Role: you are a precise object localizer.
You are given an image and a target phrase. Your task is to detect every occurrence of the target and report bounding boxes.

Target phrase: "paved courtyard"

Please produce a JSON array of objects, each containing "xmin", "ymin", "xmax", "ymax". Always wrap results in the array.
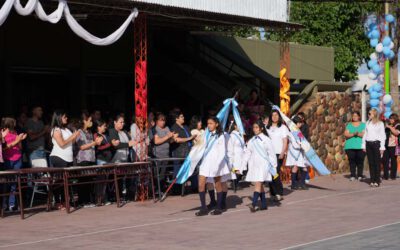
[{"xmin": 1, "ymin": 174, "xmax": 400, "ymax": 250}]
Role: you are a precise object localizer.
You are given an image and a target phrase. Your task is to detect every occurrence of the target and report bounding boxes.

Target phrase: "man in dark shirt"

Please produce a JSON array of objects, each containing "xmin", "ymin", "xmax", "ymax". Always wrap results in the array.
[
  {"xmin": 25, "ymin": 106, "xmax": 49, "ymax": 165},
  {"xmin": 170, "ymin": 112, "xmax": 196, "ymax": 176}
]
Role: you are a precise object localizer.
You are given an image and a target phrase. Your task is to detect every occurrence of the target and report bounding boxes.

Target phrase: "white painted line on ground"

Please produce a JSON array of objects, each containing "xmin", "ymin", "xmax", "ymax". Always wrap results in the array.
[
  {"xmin": 0, "ymin": 184, "xmax": 397, "ymax": 248},
  {"xmin": 280, "ymin": 220, "xmax": 400, "ymax": 250},
  {"xmin": 0, "ymin": 208, "xmax": 250, "ymax": 248}
]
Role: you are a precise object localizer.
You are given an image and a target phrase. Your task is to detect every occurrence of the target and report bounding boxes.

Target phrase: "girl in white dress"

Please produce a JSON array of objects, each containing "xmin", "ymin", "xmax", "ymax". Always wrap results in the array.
[
  {"xmin": 196, "ymin": 117, "xmax": 230, "ymax": 216},
  {"xmin": 285, "ymin": 116, "xmax": 307, "ymax": 190},
  {"xmin": 242, "ymin": 120, "xmax": 277, "ymax": 212}
]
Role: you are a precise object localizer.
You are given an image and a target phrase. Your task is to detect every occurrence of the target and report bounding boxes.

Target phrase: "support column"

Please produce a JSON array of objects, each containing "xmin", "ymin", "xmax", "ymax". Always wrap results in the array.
[
  {"xmin": 134, "ymin": 13, "xmax": 149, "ymax": 202},
  {"xmin": 279, "ymin": 35, "xmax": 291, "ymax": 116}
]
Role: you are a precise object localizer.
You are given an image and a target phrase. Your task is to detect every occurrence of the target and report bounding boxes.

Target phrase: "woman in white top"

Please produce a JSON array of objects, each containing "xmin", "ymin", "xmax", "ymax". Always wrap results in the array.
[
  {"xmin": 190, "ymin": 116, "xmax": 205, "ymax": 147},
  {"xmin": 362, "ymin": 109, "xmax": 386, "ymax": 187},
  {"xmin": 49, "ymin": 110, "xmax": 80, "ymax": 209},
  {"xmin": 285, "ymin": 116, "xmax": 307, "ymax": 190},
  {"xmin": 196, "ymin": 116, "xmax": 230, "ymax": 216},
  {"xmin": 50, "ymin": 111, "xmax": 80, "ymax": 167},
  {"xmin": 242, "ymin": 120, "xmax": 277, "ymax": 212},
  {"xmin": 266, "ymin": 110, "xmax": 288, "ymax": 201}
]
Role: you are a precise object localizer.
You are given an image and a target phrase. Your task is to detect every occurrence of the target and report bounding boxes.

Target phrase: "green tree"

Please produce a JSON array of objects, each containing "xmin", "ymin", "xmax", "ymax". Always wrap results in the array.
[{"xmin": 270, "ymin": 2, "xmax": 382, "ymax": 81}]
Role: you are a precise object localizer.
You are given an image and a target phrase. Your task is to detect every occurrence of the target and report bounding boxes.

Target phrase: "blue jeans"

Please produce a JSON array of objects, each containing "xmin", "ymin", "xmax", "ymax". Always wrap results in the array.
[
  {"xmin": 29, "ymin": 149, "xmax": 46, "ymax": 161},
  {"xmin": 29, "ymin": 149, "xmax": 47, "ymax": 168},
  {"xmin": 3, "ymin": 159, "xmax": 22, "ymax": 208}
]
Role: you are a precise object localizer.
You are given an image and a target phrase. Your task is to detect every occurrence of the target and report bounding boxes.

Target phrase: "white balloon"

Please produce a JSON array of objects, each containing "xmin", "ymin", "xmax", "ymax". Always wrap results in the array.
[
  {"xmin": 383, "ymin": 94, "xmax": 393, "ymax": 105},
  {"xmin": 376, "ymin": 43, "xmax": 384, "ymax": 53},
  {"xmin": 370, "ymin": 52, "xmax": 378, "ymax": 60},
  {"xmin": 390, "ymin": 41, "xmax": 395, "ymax": 49},
  {"xmin": 368, "ymin": 72, "xmax": 378, "ymax": 80}
]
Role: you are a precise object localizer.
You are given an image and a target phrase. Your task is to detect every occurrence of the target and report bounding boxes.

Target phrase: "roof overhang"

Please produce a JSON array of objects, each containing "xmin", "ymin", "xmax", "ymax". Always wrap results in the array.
[{"xmin": 62, "ymin": 0, "xmax": 302, "ymax": 30}]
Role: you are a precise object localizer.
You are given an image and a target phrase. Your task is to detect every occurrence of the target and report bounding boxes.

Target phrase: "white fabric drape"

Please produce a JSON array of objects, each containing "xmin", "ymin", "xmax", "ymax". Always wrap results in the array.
[
  {"xmin": 64, "ymin": 5, "xmax": 138, "ymax": 46},
  {"xmin": 14, "ymin": 0, "xmax": 37, "ymax": 16},
  {"xmin": 35, "ymin": 0, "xmax": 65, "ymax": 24},
  {"xmin": 0, "ymin": 0, "xmax": 14, "ymax": 26},
  {"xmin": 0, "ymin": 0, "xmax": 138, "ymax": 46}
]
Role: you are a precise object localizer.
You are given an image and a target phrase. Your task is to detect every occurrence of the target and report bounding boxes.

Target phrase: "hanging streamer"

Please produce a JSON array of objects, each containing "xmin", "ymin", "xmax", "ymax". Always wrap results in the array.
[
  {"xmin": 35, "ymin": 0, "xmax": 65, "ymax": 24},
  {"xmin": 0, "ymin": 0, "xmax": 139, "ymax": 46},
  {"xmin": 0, "ymin": 0, "xmax": 14, "ymax": 26},
  {"xmin": 14, "ymin": 0, "xmax": 37, "ymax": 16}
]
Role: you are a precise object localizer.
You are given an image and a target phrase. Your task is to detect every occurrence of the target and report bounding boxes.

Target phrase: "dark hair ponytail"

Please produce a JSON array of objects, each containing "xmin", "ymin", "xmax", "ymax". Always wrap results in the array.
[
  {"xmin": 254, "ymin": 120, "xmax": 268, "ymax": 137},
  {"xmin": 207, "ymin": 116, "xmax": 223, "ymax": 136}
]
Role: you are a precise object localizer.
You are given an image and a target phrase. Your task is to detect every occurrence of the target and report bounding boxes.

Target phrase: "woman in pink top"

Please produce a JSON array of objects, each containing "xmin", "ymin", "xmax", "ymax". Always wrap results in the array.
[{"xmin": 1, "ymin": 117, "xmax": 27, "ymax": 211}]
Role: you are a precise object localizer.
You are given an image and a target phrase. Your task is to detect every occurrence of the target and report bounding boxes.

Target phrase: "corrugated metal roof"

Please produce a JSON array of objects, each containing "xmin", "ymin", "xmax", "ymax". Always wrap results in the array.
[{"xmin": 130, "ymin": 0, "xmax": 288, "ymax": 22}]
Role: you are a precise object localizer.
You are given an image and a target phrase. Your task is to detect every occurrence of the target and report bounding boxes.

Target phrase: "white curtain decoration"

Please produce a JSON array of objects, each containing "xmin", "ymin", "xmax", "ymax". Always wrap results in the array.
[
  {"xmin": 0, "ymin": 0, "xmax": 139, "ymax": 46},
  {"xmin": 14, "ymin": 0, "xmax": 37, "ymax": 16},
  {"xmin": 35, "ymin": 0, "xmax": 65, "ymax": 24},
  {"xmin": 0, "ymin": 0, "xmax": 14, "ymax": 26},
  {"xmin": 64, "ymin": 4, "xmax": 138, "ymax": 46}
]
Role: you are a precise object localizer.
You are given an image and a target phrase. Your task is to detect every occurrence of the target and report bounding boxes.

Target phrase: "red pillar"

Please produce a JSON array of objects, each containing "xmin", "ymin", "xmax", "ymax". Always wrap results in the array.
[{"xmin": 134, "ymin": 14, "xmax": 149, "ymax": 201}]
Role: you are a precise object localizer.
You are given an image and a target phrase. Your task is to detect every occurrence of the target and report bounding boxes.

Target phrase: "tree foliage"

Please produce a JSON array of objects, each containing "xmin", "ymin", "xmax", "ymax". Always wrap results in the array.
[{"xmin": 269, "ymin": 2, "xmax": 382, "ymax": 81}]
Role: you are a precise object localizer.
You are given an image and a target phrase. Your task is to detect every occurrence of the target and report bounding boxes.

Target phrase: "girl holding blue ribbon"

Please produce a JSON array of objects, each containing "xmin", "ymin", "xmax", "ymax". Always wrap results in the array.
[
  {"xmin": 242, "ymin": 120, "xmax": 277, "ymax": 212},
  {"xmin": 196, "ymin": 117, "xmax": 231, "ymax": 216},
  {"xmin": 285, "ymin": 116, "xmax": 308, "ymax": 190}
]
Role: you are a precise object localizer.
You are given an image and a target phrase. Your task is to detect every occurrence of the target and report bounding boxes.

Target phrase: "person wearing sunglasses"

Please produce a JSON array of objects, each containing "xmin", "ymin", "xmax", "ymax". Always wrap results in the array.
[{"xmin": 362, "ymin": 109, "xmax": 386, "ymax": 187}]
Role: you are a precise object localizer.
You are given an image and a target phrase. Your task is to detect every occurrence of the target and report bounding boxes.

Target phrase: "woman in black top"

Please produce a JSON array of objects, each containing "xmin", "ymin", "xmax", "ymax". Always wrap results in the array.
[
  {"xmin": 383, "ymin": 113, "xmax": 400, "ymax": 180},
  {"xmin": 94, "ymin": 119, "xmax": 120, "ymax": 205},
  {"xmin": 108, "ymin": 115, "xmax": 135, "ymax": 163}
]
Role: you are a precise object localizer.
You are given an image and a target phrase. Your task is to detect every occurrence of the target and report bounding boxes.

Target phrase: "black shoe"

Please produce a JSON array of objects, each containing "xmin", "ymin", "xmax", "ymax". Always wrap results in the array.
[
  {"xmin": 221, "ymin": 202, "xmax": 227, "ymax": 210},
  {"xmin": 195, "ymin": 209, "xmax": 209, "ymax": 216},
  {"xmin": 299, "ymin": 185, "xmax": 309, "ymax": 190},
  {"xmin": 249, "ymin": 204, "xmax": 257, "ymax": 213},
  {"xmin": 260, "ymin": 206, "xmax": 268, "ymax": 211},
  {"xmin": 210, "ymin": 209, "xmax": 223, "ymax": 215},
  {"xmin": 207, "ymin": 201, "xmax": 217, "ymax": 210},
  {"xmin": 291, "ymin": 185, "xmax": 298, "ymax": 190}
]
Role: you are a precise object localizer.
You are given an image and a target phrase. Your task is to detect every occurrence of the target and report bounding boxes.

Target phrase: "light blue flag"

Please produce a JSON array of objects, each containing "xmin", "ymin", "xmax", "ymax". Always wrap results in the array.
[
  {"xmin": 232, "ymin": 99, "xmax": 245, "ymax": 135},
  {"xmin": 271, "ymin": 105, "xmax": 331, "ymax": 176},
  {"xmin": 175, "ymin": 98, "xmax": 233, "ymax": 184}
]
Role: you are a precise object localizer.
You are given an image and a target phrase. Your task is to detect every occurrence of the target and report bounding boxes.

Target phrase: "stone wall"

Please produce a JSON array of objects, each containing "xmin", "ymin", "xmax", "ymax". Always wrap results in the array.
[{"xmin": 298, "ymin": 91, "xmax": 361, "ymax": 173}]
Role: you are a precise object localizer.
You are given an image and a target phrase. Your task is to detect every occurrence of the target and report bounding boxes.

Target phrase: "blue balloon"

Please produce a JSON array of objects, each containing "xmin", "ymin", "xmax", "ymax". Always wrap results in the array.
[
  {"xmin": 370, "ymin": 99, "xmax": 380, "ymax": 107},
  {"xmin": 369, "ymin": 23, "xmax": 377, "ymax": 30},
  {"xmin": 386, "ymin": 106, "xmax": 392, "ymax": 113},
  {"xmin": 368, "ymin": 60, "xmax": 378, "ymax": 69},
  {"xmin": 386, "ymin": 14, "xmax": 395, "ymax": 23},
  {"xmin": 372, "ymin": 83, "xmax": 382, "ymax": 92},
  {"xmin": 383, "ymin": 47, "xmax": 391, "ymax": 56},
  {"xmin": 389, "ymin": 51, "xmax": 395, "ymax": 60},
  {"xmin": 370, "ymin": 38, "xmax": 379, "ymax": 47},
  {"xmin": 385, "ymin": 24, "xmax": 389, "ymax": 31},
  {"xmin": 371, "ymin": 91, "xmax": 382, "ymax": 99},
  {"xmin": 382, "ymin": 36, "xmax": 392, "ymax": 46},
  {"xmin": 372, "ymin": 64, "xmax": 382, "ymax": 75},
  {"xmin": 371, "ymin": 30, "xmax": 380, "ymax": 39},
  {"xmin": 385, "ymin": 111, "xmax": 392, "ymax": 119}
]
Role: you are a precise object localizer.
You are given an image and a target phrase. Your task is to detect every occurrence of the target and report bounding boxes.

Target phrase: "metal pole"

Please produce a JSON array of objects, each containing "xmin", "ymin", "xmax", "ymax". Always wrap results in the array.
[{"xmin": 362, "ymin": 85, "xmax": 367, "ymax": 122}]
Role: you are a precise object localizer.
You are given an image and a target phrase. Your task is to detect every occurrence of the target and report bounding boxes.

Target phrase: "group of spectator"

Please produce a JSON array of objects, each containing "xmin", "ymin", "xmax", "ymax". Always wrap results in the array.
[
  {"xmin": 344, "ymin": 110, "xmax": 399, "ymax": 187},
  {"xmin": 3, "ymin": 87, "xmax": 397, "ymax": 213}
]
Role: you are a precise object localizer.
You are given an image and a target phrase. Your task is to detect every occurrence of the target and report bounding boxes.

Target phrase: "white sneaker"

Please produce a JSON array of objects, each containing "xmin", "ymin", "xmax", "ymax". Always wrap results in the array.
[
  {"xmin": 350, "ymin": 177, "xmax": 356, "ymax": 181},
  {"xmin": 374, "ymin": 183, "xmax": 380, "ymax": 187},
  {"xmin": 275, "ymin": 195, "xmax": 283, "ymax": 201},
  {"xmin": 370, "ymin": 183, "xmax": 374, "ymax": 187},
  {"xmin": 358, "ymin": 177, "xmax": 363, "ymax": 181},
  {"xmin": 305, "ymin": 179, "xmax": 310, "ymax": 184}
]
